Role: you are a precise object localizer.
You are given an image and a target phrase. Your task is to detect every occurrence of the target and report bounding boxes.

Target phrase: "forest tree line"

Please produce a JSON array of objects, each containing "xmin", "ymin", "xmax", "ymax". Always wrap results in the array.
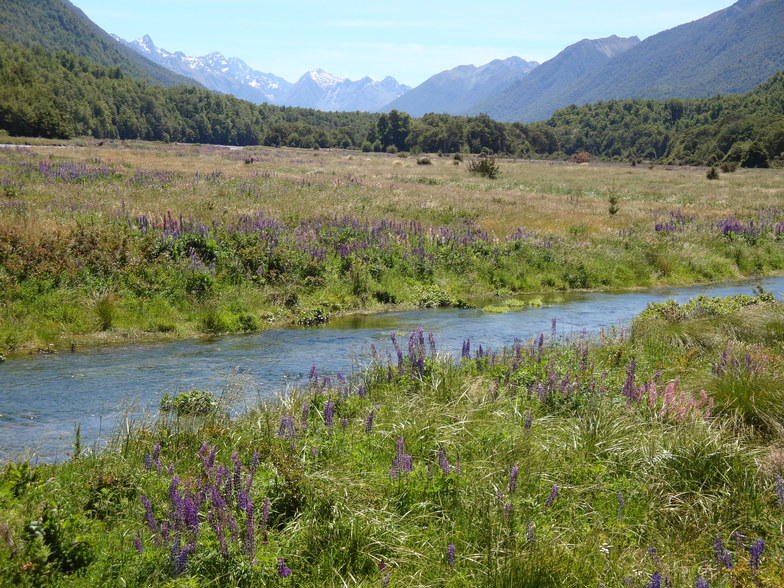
[{"xmin": 0, "ymin": 40, "xmax": 782, "ymax": 166}]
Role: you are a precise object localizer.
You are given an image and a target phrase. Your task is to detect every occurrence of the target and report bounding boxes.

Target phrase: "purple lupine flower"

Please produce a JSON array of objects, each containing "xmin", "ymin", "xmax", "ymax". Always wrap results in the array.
[
  {"xmin": 183, "ymin": 495, "xmax": 199, "ymax": 535},
  {"xmin": 749, "ymin": 539, "xmax": 764, "ymax": 572},
  {"xmin": 461, "ymin": 339, "xmax": 471, "ymax": 359},
  {"xmin": 390, "ymin": 437, "xmax": 413, "ymax": 479},
  {"xmin": 324, "ymin": 400, "xmax": 335, "ymax": 428},
  {"xmin": 622, "ymin": 358, "xmax": 637, "ymax": 402},
  {"xmin": 649, "ymin": 571, "xmax": 661, "ymax": 588},
  {"xmin": 695, "ymin": 578, "xmax": 709, "ymax": 588},
  {"xmin": 277, "ymin": 557, "xmax": 292, "ymax": 578},
  {"xmin": 714, "ymin": 537, "xmax": 733, "ymax": 569},
  {"xmin": 526, "ymin": 520, "xmax": 535, "ymax": 543},
  {"xmin": 447, "ymin": 543, "xmax": 456, "ymax": 567},
  {"xmin": 244, "ymin": 495, "xmax": 255, "ymax": 557},
  {"xmin": 524, "ymin": 411, "xmax": 533, "ymax": 430},
  {"xmin": 647, "ymin": 546, "xmax": 661, "ymax": 565},
  {"xmin": 382, "ymin": 573, "xmax": 391, "ymax": 587},
  {"xmin": 358, "ymin": 385, "xmax": 367, "ymax": 399},
  {"xmin": 365, "ymin": 410, "xmax": 374, "ymax": 434},
  {"xmin": 141, "ymin": 495, "xmax": 159, "ymax": 542},
  {"xmin": 301, "ymin": 402, "xmax": 310, "ymax": 430},
  {"xmin": 391, "ymin": 332, "xmax": 404, "ymax": 372},
  {"xmin": 278, "ymin": 415, "xmax": 296, "ymax": 439},
  {"xmin": 133, "ymin": 530, "xmax": 144, "ymax": 554},
  {"xmin": 438, "ymin": 449, "xmax": 450, "ymax": 476},
  {"xmin": 509, "ymin": 465, "xmax": 519, "ymax": 494},
  {"xmin": 144, "ymin": 452, "xmax": 153, "ymax": 471},
  {"xmin": 545, "ymin": 483, "xmax": 559, "ymax": 507}
]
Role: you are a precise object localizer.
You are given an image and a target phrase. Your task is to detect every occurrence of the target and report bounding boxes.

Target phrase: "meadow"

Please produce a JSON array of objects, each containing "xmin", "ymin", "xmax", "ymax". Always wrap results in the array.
[
  {"xmin": 2, "ymin": 141, "xmax": 784, "ymax": 586},
  {"xmin": 1, "ymin": 140, "xmax": 782, "ymax": 356}
]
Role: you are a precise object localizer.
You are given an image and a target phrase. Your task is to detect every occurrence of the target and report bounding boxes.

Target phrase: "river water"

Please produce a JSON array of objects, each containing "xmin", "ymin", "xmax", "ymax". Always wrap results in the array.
[{"xmin": 2, "ymin": 277, "xmax": 783, "ymax": 463}]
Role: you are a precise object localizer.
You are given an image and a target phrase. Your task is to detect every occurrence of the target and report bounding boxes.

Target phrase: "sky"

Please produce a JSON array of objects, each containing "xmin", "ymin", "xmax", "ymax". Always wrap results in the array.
[{"xmin": 73, "ymin": 0, "xmax": 735, "ymax": 87}]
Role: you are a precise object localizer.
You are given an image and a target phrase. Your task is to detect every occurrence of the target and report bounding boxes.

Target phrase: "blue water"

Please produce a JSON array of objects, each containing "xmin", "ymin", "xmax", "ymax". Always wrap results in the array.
[{"xmin": 1, "ymin": 276, "xmax": 782, "ymax": 463}]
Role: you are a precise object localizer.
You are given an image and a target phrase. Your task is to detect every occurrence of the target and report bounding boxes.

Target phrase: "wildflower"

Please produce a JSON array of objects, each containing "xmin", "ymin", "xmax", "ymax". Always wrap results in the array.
[
  {"xmin": 749, "ymin": 538, "xmax": 764, "ymax": 572},
  {"xmin": 140, "ymin": 495, "xmax": 159, "ymax": 543},
  {"xmin": 648, "ymin": 571, "xmax": 661, "ymax": 588},
  {"xmin": 324, "ymin": 400, "xmax": 335, "ymax": 428},
  {"xmin": 545, "ymin": 483, "xmax": 559, "ymax": 507},
  {"xmin": 438, "ymin": 449, "xmax": 450, "ymax": 476},
  {"xmin": 447, "ymin": 543, "xmax": 456, "ymax": 567},
  {"xmin": 278, "ymin": 415, "xmax": 296, "ymax": 439},
  {"xmin": 244, "ymin": 496, "xmax": 255, "ymax": 557},
  {"xmin": 390, "ymin": 437, "xmax": 413, "ymax": 479},
  {"xmin": 509, "ymin": 465, "xmax": 519, "ymax": 494},
  {"xmin": 133, "ymin": 531, "xmax": 144, "ymax": 554},
  {"xmin": 277, "ymin": 557, "xmax": 292, "ymax": 578},
  {"xmin": 524, "ymin": 411, "xmax": 533, "ymax": 430},
  {"xmin": 526, "ymin": 520, "xmax": 535, "ymax": 543},
  {"xmin": 695, "ymin": 578, "xmax": 709, "ymax": 588},
  {"xmin": 714, "ymin": 537, "xmax": 733, "ymax": 570},
  {"xmin": 301, "ymin": 402, "xmax": 310, "ymax": 430},
  {"xmin": 365, "ymin": 410, "xmax": 374, "ymax": 434}
]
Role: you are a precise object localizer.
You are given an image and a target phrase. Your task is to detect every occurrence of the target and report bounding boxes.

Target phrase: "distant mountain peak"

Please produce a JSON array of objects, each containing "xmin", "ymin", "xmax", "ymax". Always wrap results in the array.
[
  {"xmin": 384, "ymin": 55, "xmax": 538, "ymax": 117},
  {"xmin": 118, "ymin": 36, "xmax": 410, "ymax": 111}
]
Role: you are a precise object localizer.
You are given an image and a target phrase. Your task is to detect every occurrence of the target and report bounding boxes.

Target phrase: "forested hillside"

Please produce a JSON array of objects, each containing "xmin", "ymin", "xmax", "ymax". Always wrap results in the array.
[
  {"xmin": 0, "ymin": 39, "xmax": 781, "ymax": 166},
  {"xmin": 0, "ymin": 0, "xmax": 198, "ymax": 87},
  {"xmin": 546, "ymin": 71, "xmax": 784, "ymax": 166}
]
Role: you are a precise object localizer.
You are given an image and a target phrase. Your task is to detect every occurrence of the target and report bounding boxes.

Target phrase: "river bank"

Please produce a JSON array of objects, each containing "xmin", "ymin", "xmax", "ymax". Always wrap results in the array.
[{"xmin": 1, "ymin": 292, "xmax": 783, "ymax": 586}]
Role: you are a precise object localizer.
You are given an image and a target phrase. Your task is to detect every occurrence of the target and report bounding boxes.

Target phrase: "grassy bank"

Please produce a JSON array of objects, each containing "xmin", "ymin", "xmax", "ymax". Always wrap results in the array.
[
  {"xmin": 1, "ymin": 293, "xmax": 784, "ymax": 586},
  {"xmin": 1, "ymin": 141, "xmax": 783, "ymax": 354}
]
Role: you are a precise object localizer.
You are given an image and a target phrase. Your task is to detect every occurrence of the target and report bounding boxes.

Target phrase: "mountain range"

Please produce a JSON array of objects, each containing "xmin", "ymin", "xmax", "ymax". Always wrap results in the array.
[
  {"xmin": 116, "ymin": 35, "xmax": 410, "ymax": 112},
  {"xmin": 475, "ymin": 0, "xmax": 784, "ymax": 122},
  {"xmin": 382, "ymin": 56, "xmax": 539, "ymax": 117},
  {"xmin": 1, "ymin": 0, "xmax": 781, "ymax": 124}
]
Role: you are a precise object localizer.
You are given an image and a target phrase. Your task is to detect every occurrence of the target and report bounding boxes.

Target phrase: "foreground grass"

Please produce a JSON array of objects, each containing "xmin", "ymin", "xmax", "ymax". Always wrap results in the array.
[
  {"xmin": 1, "ymin": 141, "xmax": 783, "ymax": 355},
  {"xmin": 1, "ymin": 294, "xmax": 783, "ymax": 586}
]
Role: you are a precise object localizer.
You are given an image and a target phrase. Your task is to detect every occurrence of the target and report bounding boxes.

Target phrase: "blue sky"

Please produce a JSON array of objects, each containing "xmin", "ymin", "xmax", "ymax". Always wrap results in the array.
[{"xmin": 74, "ymin": 0, "xmax": 735, "ymax": 86}]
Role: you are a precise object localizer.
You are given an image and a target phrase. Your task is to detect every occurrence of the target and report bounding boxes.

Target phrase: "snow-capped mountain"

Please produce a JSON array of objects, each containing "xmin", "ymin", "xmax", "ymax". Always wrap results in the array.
[
  {"xmin": 115, "ymin": 35, "xmax": 291, "ymax": 104},
  {"xmin": 284, "ymin": 69, "xmax": 411, "ymax": 112},
  {"xmin": 116, "ymin": 35, "xmax": 410, "ymax": 112}
]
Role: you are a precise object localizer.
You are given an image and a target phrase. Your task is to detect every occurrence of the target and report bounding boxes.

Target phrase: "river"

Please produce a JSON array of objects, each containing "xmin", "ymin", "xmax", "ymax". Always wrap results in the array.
[{"xmin": 1, "ymin": 276, "xmax": 782, "ymax": 463}]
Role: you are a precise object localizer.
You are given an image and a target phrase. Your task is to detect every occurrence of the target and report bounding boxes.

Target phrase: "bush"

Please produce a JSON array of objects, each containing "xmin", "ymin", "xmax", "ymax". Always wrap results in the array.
[
  {"xmin": 467, "ymin": 156, "xmax": 500, "ymax": 179},
  {"xmin": 571, "ymin": 151, "xmax": 591, "ymax": 164},
  {"xmin": 416, "ymin": 157, "xmax": 431, "ymax": 165},
  {"xmin": 720, "ymin": 162, "xmax": 738, "ymax": 173},
  {"xmin": 706, "ymin": 166, "xmax": 720, "ymax": 180}
]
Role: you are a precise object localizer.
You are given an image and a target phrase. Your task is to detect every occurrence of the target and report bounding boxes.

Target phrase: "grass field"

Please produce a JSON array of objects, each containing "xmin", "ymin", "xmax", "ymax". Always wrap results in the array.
[
  {"xmin": 1, "ymin": 140, "xmax": 782, "ymax": 356},
  {"xmin": 2, "ymin": 140, "xmax": 784, "ymax": 585}
]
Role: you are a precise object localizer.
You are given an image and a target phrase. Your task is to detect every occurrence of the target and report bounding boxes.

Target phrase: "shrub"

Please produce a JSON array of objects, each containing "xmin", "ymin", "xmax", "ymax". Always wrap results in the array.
[
  {"xmin": 608, "ymin": 194, "xmax": 619, "ymax": 215},
  {"xmin": 416, "ymin": 157, "xmax": 431, "ymax": 165},
  {"xmin": 571, "ymin": 151, "xmax": 591, "ymax": 164},
  {"xmin": 706, "ymin": 166, "xmax": 720, "ymax": 180},
  {"xmin": 720, "ymin": 162, "xmax": 738, "ymax": 173},
  {"xmin": 467, "ymin": 156, "xmax": 500, "ymax": 179}
]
